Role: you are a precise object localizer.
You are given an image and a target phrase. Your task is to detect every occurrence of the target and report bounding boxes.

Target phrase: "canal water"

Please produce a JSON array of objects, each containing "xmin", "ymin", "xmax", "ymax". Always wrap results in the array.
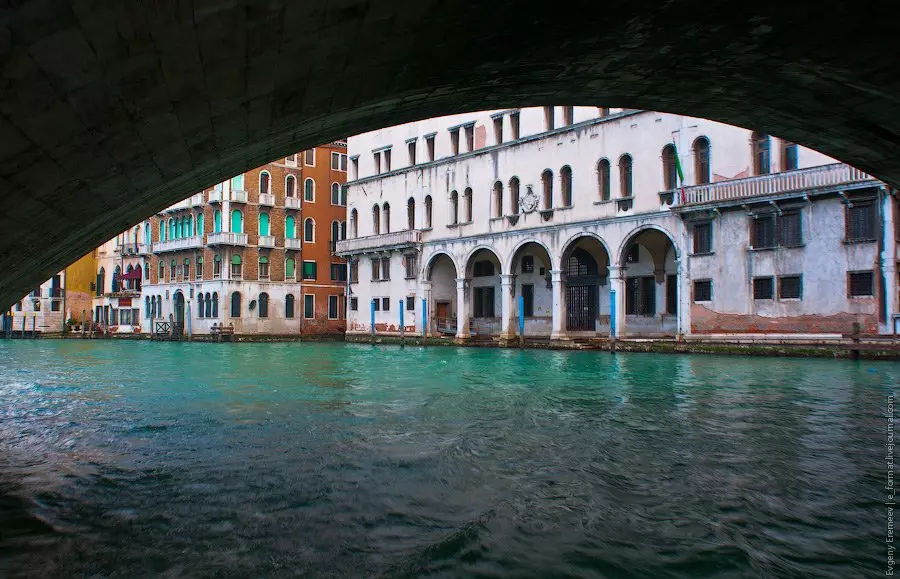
[{"xmin": 0, "ymin": 341, "xmax": 894, "ymax": 577}]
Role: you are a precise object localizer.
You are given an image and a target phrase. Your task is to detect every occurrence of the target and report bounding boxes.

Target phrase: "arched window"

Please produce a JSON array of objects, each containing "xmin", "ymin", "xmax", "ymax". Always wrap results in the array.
[
  {"xmin": 285, "ymin": 175, "xmax": 296, "ymax": 197},
  {"xmin": 230, "ymin": 292, "xmax": 241, "ymax": 317},
  {"xmin": 196, "ymin": 213, "xmax": 204, "ymax": 235},
  {"xmin": 331, "ymin": 221, "xmax": 340, "ymax": 251},
  {"xmin": 752, "ymin": 131, "xmax": 770, "ymax": 175},
  {"xmin": 383, "ymin": 202, "xmax": 391, "ymax": 233},
  {"xmin": 231, "ymin": 254, "xmax": 242, "ymax": 278},
  {"xmin": 340, "ymin": 221, "xmax": 346, "ymax": 240},
  {"xmin": 187, "ymin": 215, "xmax": 194, "ymax": 237},
  {"xmin": 450, "ymin": 190, "xmax": 459, "ymax": 225},
  {"xmin": 560, "ymin": 166, "xmax": 573, "ymax": 206},
  {"xmin": 144, "ymin": 222, "xmax": 151, "ymax": 245},
  {"xmin": 285, "ymin": 215, "xmax": 295, "ymax": 238},
  {"xmin": 183, "ymin": 258, "xmax": 190, "ymax": 280},
  {"xmin": 407, "ymin": 197, "xmax": 416, "ymax": 229},
  {"xmin": 158, "ymin": 261, "xmax": 164, "ymax": 281},
  {"xmin": 286, "ymin": 257, "xmax": 296, "ymax": 279},
  {"xmin": 463, "ymin": 188, "xmax": 472, "ymax": 222},
  {"xmin": 350, "ymin": 209, "xmax": 359, "ymax": 238},
  {"xmin": 782, "ymin": 141, "xmax": 798, "ymax": 171},
  {"xmin": 258, "ymin": 292, "xmax": 269, "ymax": 318},
  {"xmin": 258, "ymin": 256, "xmax": 269, "ymax": 279},
  {"xmin": 693, "ymin": 138, "xmax": 710, "ymax": 184},
  {"xmin": 304, "ymin": 218, "xmax": 315, "ymax": 242},
  {"xmin": 205, "ymin": 292, "xmax": 212, "ymax": 318},
  {"xmin": 285, "ymin": 294, "xmax": 295, "ymax": 318},
  {"xmin": 331, "ymin": 182, "xmax": 341, "ymax": 205},
  {"xmin": 231, "ymin": 210, "xmax": 243, "ymax": 233},
  {"xmin": 304, "ymin": 178, "xmax": 315, "ymax": 201},
  {"xmin": 259, "ymin": 171, "xmax": 270, "ymax": 194},
  {"xmin": 662, "ymin": 144, "xmax": 677, "ymax": 190},
  {"xmin": 424, "ymin": 196, "xmax": 433, "ymax": 228},
  {"xmin": 541, "ymin": 169, "xmax": 553, "ymax": 209},
  {"xmin": 213, "ymin": 210, "xmax": 222, "ymax": 232},
  {"xmin": 598, "ymin": 159, "xmax": 611, "ymax": 200},
  {"xmin": 492, "ymin": 181, "xmax": 503, "ymax": 217},
  {"xmin": 509, "ymin": 177, "xmax": 520, "ymax": 214},
  {"xmin": 159, "ymin": 219, "xmax": 165, "ymax": 241},
  {"xmin": 197, "ymin": 294, "xmax": 205, "ymax": 318},
  {"xmin": 618, "ymin": 154, "xmax": 633, "ymax": 197},
  {"xmin": 169, "ymin": 218, "xmax": 176, "ymax": 240},
  {"xmin": 97, "ymin": 267, "xmax": 106, "ymax": 295},
  {"xmin": 259, "ymin": 213, "xmax": 270, "ymax": 236},
  {"xmin": 125, "ymin": 264, "xmax": 134, "ymax": 290},
  {"xmin": 372, "ymin": 204, "xmax": 381, "ymax": 234},
  {"xmin": 212, "ymin": 292, "xmax": 219, "ymax": 318},
  {"xmin": 145, "ymin": 296, "xmax": 150, "ymax": 318}
]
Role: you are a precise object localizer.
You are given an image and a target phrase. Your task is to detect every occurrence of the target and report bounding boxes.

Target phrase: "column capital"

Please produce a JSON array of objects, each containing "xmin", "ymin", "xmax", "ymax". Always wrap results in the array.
[
  {"xmin": 607, "ymin": 265, "xmax": 624, "ymax": 279},
  {"xmin": 550, "ymin": 269, "xmax": 563, "ymax": 282},
  {"xmin": 499, "ymin": 273, "xmax": 515, "ymax": 284},
  {"xmin": 455, "ymin": 277, "xmax": 468, "ymax": 289}
]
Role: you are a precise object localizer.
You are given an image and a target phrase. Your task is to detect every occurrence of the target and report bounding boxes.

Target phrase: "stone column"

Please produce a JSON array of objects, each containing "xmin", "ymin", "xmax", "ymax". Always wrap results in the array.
[
  {"xmin": 418, "ymin": 280, "xmax": 432, "ymax": 336},
  {"xmin": 881, "ymin": 191, "xmax": 898, "ymax": 333},
  {"xmin": 550, "ymin": 269, "xmax": 566, "ymax": 340},
  {"xmin": 608, "ymin": 265, "xmax": 626, "ymax": 339},
  {"xmin": 499, "ymin": 274, "xmax": 516, "ymax": 339},
  {"xmin": 455, "ymin": 277, "xmax": 470, "ymax": 340}
]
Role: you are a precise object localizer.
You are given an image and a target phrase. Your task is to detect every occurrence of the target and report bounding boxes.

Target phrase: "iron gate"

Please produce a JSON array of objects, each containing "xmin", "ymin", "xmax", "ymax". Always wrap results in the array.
[{"xmin": 566, "ymin": 285, "xmax": 597, "ymax": 331}]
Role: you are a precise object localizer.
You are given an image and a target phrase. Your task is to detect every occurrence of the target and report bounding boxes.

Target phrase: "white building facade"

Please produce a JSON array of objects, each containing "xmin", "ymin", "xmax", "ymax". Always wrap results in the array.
[{"xmin": 338, "ymin": 107, "xmax": 900, "ymax": 340}]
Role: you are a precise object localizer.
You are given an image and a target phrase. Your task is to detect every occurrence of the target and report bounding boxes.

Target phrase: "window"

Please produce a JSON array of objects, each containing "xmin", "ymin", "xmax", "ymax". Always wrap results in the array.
[
  {"xmin": 230, "ymin": 292, "xmax": 241, "ymax": 317},
  {"xmin": 285, "ymin": 175, "xmax": 296, "ymax": 197},
  {"xmin": 330, "ymin": 263, "xmax": 347, "ymax": 281},
  {"xmin": 331, "ymin": 220, "xmax": 340, "ymax": 251},
  {"xmin": 304, "ymin": 149, "xmax": 315, "ymax": 166},
  {"xmin": 425, "ymin": 134, "xmax": 435, "ymax": 161},
  {"xmin": 304, "ymin": 218, "xmax": 315, "ymax": 242},
  {"xmin": 463, "ymin": 188, "xmax": 472, "ymax": 222},
  {"xmin": 371, "ymin": 258, "xmax": 381, "ymax": 280},
  {"xmin": 286, "ymin": 257, "xmax": 296, "ymax": 279},
  {"xmin": 424, "ymin": 195, "xmax": 433, "ymax": 228},
  {"xmin": 473, "ymin": 260, "xmax": 495, "ymax": 277},
  {"xmin": 349, "ymin": 260, "xmax": 358, "ymax": 283},
  {"xmin": 666, "ymin": 275, "xmax": 677, "ymax": 314},
  {"xmin": 304, "ymin": 178, "xmax": 315, "ymax": 202},
  {"xmin": 407, "ymin": 197, "xmax": 416, "ymax": 229},
  {"xmin": 782, "ymin": 142, "xmax": 798, "ymax": 171},
  {"xmin": 779, "ymin": 275, "xmax": 802, "ymax": 299},
  {"xmin": 328, "ymin": 295, "xmax": 339, "ymax": 320},
  {"xmin": 231, "ymin": 209, "xmax": 243, "ymax": 233},
  {"xmin": 286, "ymin": 153, "xmax": 297, "ymax": 165},
  {"xmin": 693, "ymin": 280, "xmax": 712, "ymax": 302},
  {"xmin": 493, "ymin": 115, "xmax": 503, "ymax": 144},
  {"xmin": 541, "ymin": 170, "xmax": 553, "ymax": 209},
  {"xmin": 492, "ymin": 181, "xmax": 503, "ymax": 217},
  {"xmin": 408, "ymin": 140, "xmax": 417, "ymax": 166},
  {"xmin": 522, "ymin": 284, "xmax": 534, "ymax": 317},
  {"xmin": 692, "ymin": 221, "xmax": 713, "ymax": 254},
  {"xmin": 331, "ymin": 183, "xmax": 341, "ymax": 205},
  {"xmin": 563, "ymin": 106, "xmax": 574, "ymax": 126},
  {"xmin": 693, "ymin": 137, "xmax": 710, "ymax": 185},
  {"xmin": 258, "ymin": 292, "xmax": 269, "ymax": 318},
  {"xmin": 625, "ymin": 244, "xmax": 639, "ymax": 263},
  {"xmin": 231, "ymin": 174, "xmax": 244, "ymax": 191},
  {"xmin": 752, "ymin": 132, "xmax": 770, "ymax": 175},
  {"xmin": 619, "ymin": 154, "xmax": 633, "ymax": 197},
  {"xmin": 331, "ymin": 152, "xmax": 348, "ymax": 171},
  {"xmin": 510, "ymin": 111, "xmax": 520, "ymax": 140},
  {"xmin": 384, "ymin": 148, "xmax": 391, "ymax": 172},
  {"xmin": 450, "ymin": 128, "xmax": 460, "ymax": 155},
  {"xmin": 214, "ymin": 210, "xmax": 222, "ymax": 232},
  {"xmin": 170, "ymin": 259, "xmax": 176, "ymax": 279},
  {"xmin": 381, "ymin": 257, "xmax": 391, "ymax": 280},
  {"xmin": 509, "ymin": 177, "xmax": 520, "ymax": 214},
  {"xmin": 183, "ymin": 259, "xmax": 190, "ymax": 281},
  {"xmin": 231, "ymin": 255, "xmax": 242, "ymax": 279},
  {"xmin": 302, "ymin": 261, "xmax": 317, "ymax": 280},
  {"xmin": 349, "ymin": 209, "xmax": 358, "ymax": 238},
  {"xmin": 351, "ymin": 156, "xmax": 359, "ymax": 179},
  {"xmin": 848, "ymin": 271, "xmax": 874, "ymax": 297},
  {"xmin": 304, "ymin": 294, "xmax": 314, "ymax": 318},
  {"xmin": 662, "ymin": 144, "xmax": 677, "ymax": 190},
  {"xmin": 259, "ymin": 212, "xmax": 270, "ymax": 236},
  {"xmin": 213, "ymin": 255, "xmax": 222, "ymax": 278},
  {"xmin": 212, "ymin": 292, "xmax": 218, "ymax": 317},
  {"xmin": 286, "ymin": 215, "xmax": 296, "ymax": 239},
  {"xmin": 544, "ymin": 106, "xmax": 554, "ymax": 131},
  {"xmin": 350, "ymin": 297, "xmax": 358, "ymax": 311},
  {"xmin": 450, "ymin": 191, "xmax": 459, "ymax": 225},
  {"xmin": 372, "ymin": 298, "xmax": 380, "ymax": 312},
  {"xmin": 382, "ymin": 297, "xmax": 390, "ymax": 311},
  {"xmin": 473, "ymin": 287, "xmax": 495, "ymax": 318},
  {"xmin": 383, "ymin": 202, "xmax": 391, "ymax": 233},
  {"xmin": 560, "ymin": 166, "xmax": 572, "ymax": 207},
  {"xmin": 598, "ymin": 159, "xmax": 611, "ymax": 201},
  {"xmin": 751, "ymin": 211, "xmax": 802, "ymax": 249},
  {"xmin": 285, "ymin": 294, "xmax": 295, "ymax": 318},
  {"xmin": 373, "ymin": 150, "xmax": 382, "ymax": 174},
  {"xmin": 846, "ymin": 202, "xmax": 877, "ymax": 242},
  {"xmin": 258, "ymin": 256, "xmax": 269, "ymax": 280},
  {"xmin": 753, "ymin": 277, "xmax": 774, "ymax": 300},
  {"xmin": 259, "ymin": 171, "xmax": 270, "ymax": 194},
  {"xmin": 373, "ymin": 204, "xmax": 381, "ymax": 234},
  {"xmin": 464, "ymin": 124, "xmax": 474, "ymax": 152},
  {"xmin": 404, "ymin": 253, "xmax": 418, "ymax": 279},
  {"xmin": 406, "ymin": 297, "xmax": 415, "ymax": 311},
  {"xmin": 521, "ymin": 255, "xmax": 534, "ymax": 273}
]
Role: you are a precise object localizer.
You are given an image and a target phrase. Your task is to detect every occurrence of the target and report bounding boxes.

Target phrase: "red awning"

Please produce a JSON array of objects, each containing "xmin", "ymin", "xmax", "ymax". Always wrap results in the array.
[{"xmin": 120, "ymin": 268, "xmax": 142, "ymax": 280}]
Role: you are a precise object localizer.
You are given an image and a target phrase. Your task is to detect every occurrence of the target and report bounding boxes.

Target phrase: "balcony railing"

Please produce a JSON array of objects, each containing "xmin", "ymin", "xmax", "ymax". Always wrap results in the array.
[
  {"xmin": 335, "ymin": 229, "xmax": 422, "ymax": 255},
  {"xmin": 115, "ymin": 243, "xmax": 151, "ymax": 256},
  {"xmin": 231, "ymin": 189, "xmax": 248, "ymax": 203},
  {"xmin": 208, "ymin": 190, "xmax": 223, "ymax": 203},
  {"xmin": 258, "ymin": 235, "xmax": 276, "ymax": 248},
  {"xmin": 163, "ymin": 198, "xmax": 192, "ymax": 212},
  {"xmin": 152, "ymin": 236, "xmax": 204, "ymax": 253},
  {"xmin": 672, "ymin": 163, "xmax": 876, "ymax": 207},
  {"xmin": 285, "ymin": 237, "xmax": 302, "ymax": 250},
  {"xmin": 258, "ymin": 193, "xmax": 275, "ymax": 206},
  {"xmin": 207, "ymin": 232, "xmax": 248, "ymax": 246},
  {"xmin": 284, "ymin": 196, "xmax": 301, "ymax": 210},
  {"xmin": 191, "ymin": 193, "xmax": 204, "ymax": 206}
]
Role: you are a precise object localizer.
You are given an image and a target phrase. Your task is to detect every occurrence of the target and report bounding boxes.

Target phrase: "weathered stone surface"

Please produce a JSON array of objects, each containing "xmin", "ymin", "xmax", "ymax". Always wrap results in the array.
[{"xmin": 1, "ymin": 0, "xmax": 898, "ymax": 308}]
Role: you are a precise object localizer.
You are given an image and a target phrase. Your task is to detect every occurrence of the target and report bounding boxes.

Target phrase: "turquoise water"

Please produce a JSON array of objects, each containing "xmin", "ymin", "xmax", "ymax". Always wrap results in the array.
[{"xmin": 0, "ymin": 341, "xmax": 895, "ymax": 577}]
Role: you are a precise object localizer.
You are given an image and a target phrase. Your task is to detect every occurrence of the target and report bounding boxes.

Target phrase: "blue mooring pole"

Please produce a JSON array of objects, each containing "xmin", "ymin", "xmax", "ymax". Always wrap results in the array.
[
  {"xmin": 421, "ymin": 298, "xmax": 427, "ymax": 339},
  {"xmin": 610, "ymin": 289, "xmax": 617, "ymax": 339},
  {"xmin": 399, "ymin": 300, "xmax": 404, "ymax": 343},
  {"xmin": 370, "ymin": 299, "xmax": 376, "ymax": 338},
  {"xmin": 518, "ymin": 295, "xmax": 525, "ymax": 343}
]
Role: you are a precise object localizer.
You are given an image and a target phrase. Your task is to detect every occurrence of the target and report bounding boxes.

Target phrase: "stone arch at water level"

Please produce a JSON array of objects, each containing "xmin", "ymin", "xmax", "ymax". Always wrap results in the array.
[{"xmin": 618, "ymin": 226, "xmax": 679, "ymax": 338}]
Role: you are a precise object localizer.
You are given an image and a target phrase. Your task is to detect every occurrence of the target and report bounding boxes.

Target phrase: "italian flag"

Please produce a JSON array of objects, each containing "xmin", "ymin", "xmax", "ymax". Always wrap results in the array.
[{"xmin": 673, "ymin": 142, "xmax": 685, "ymax": 203}]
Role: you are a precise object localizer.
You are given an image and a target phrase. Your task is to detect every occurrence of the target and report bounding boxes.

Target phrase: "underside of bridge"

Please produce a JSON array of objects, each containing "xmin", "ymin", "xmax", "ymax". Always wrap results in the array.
[{"xmin": 0, "ymin": 0, "xmax": 897, "ymax": 307}]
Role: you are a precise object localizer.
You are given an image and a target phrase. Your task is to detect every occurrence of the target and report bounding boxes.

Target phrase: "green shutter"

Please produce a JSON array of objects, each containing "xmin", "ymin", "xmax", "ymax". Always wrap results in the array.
[
  {"xmin": 259, "ymin": 256, "xmax": 268, "ymax": 264},
  {"xmin": 231, "ymin": 255, "xmax": 242, "ymax": 265},
  {"xmin": 286, "ymin": 216, "xmax": 295, "ymax": 238},
  {"xmin": 231, "ymin": 210, "xmax": 242, "ymax": 233},
  {"xmin": 259, "ymin": 213, "xmax": 270, "ymax": 236},
  {"xmin": 286, "ymin": 258, "xmax": 295, "ymax": 278}
]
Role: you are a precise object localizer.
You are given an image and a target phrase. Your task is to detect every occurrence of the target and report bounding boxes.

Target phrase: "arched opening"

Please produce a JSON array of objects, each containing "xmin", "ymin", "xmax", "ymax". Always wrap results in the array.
[
  {"xmin": 331, "ymin": 182, "xmax": 342, "ymax": 205},
  {"xmin": 231, "ymin": 209, "xmax": 243, "ymax": 233},
  {"xmin": 752, "ymin": 131, "xmax": 770, "ymax": 175},
  {"xmin": 597, "ymin": 159, "xmax": 611, "ymax": 200},
  {"xmin": 196, "ymin": 213, "xmax": 203, "ymax": 235},
  {"xmin": 509, "ymin": 177, "xmax": 520, "ymax": 214},
  {"xmin": 619, "ymin": 227, "xmax": 678, "ymax": 337},
  {"xmin": 197, "ymin": 293, "xmax": 205, "ymax": 319},
  {"xmin": 285, "ymin": 174, "xmax": 296, "ymax": 197},
  {"xmin": 304, "ymin": 178, "xmax": 315, "ymax": 201},
  {"xmin": 231, "ymin": 254, "xmax": 242, "ymax": 279},
  {"xmin": 285, "ymin": 294, "xmax": 295, "ymax": 318},
  {"xmin": 213, "ymin": 210, "xmax": 222, "ymax": 232},
  {"xmin": 372, "ymin": 204, "xmax": 381, "ymax": 234},
  {"xmin": 97, "ymin": 267, "xmax": 106, "ymax": 295},
  {"xmin": 492, "ymin": 181, "xmax": 503, "ymax": 217},
  {"xmin": 259, "ymin": 171, "xmax": 270, "ymax": 194},
  {"xmin": 541, "ymin": 169, "xmax": 553, "ymax": 209},
  {"xmin": 693, "ymin": 137, "xmax": 710, "ymax": 184},
  {"xmin": 304, "ymin": 218, "xmax": 315, "ymax": 242},
  {"xmin": 204, "ymin": 292, "xmax": 212, "ymax": 318},
  {"xmin": 782, "ymin": 141, "xmax": 798, "ymax": 171},
  {"xmin": 426, "ymin": 253, "xmax": 458, "ymax": 336},
  {"xmin": 618, "ymin": 154, "xmax": 633, "ymax": 197},
  {"xmin": 463, "ymin": 188, "xmax": 472, "ymax": 222},
  {"xmin": 424, "ymin": 195, "xmax": 433, "ymax": 228},
  {"xmin": 350, "ymin": 209, "xmax": 358, "ymax": 238},
  {"xmin": 508, "ymin": 241, "xmax": 554, "ymax": 337},
  {"xmin": 561, "ymin": 236, "xmax": 611, "ymax": 334},
  {"xmin": 258, "ymin": 292, "xmax": 269, "ymax": 318},
  {"xmin": 662, "ymin": 144, "xmax": 677, "ymax": 190},
  {"xmin": 230, "ymin": 291, "xmax": 241, "ymax": 317},
  {"xmin": 113, "ymin": 265, "xmax": 122, "ymax": 292},
  {"xmin": 285, "ymin": 257, "xmax": 296, "ymax": 279},
  {"xmin": 331, "ymin": 221, "xmax": 340, "ymax": 252},
  {"xmin": 383, "ymin": 202, "xmax": 391, "ymax": 233},
  {"xmin": 285, "ymin": 215, "xmax": 295, "ymax": 238},
  {"xmin": 259, "ymin": 212, "xmax": 270, "ymax": 236},
  {"xmin": 465, "ymin": 248, "xmax": 503, "ymax": 336},
  {"xmin": 258, "ymin": 256, "xmax": 269, "ymax": 280},
  {"xmin": 560, "ymin": 166, "xmax": 572, "ymax": 207},
  {"xmin": 211, "ymin": 292, "xmax": 219, "ymax": 318},
  {"xmin": 173, "ymin": 291, "xmax": 185, "ymax": 335}
]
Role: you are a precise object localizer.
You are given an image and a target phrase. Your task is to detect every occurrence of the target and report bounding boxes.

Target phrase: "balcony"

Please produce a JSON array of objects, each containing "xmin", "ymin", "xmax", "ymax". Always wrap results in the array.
[
  {"xmin": 284, "ymin": 196, "xmax": 301, "ymax": 210},
  {"xmin": 207, "ymin": 232, "xmax": 248, "ymax": 246},
  {"xmin": 231, "ymin": 189, "xmax": 248, "ymax": 203},
  {"xmin": 259, "ymin": 193, "xmax": 275, "ymax": 207},
  {"xmin": 191, "ymin": 193, "xmax": 204, "ymax": 207},
  {"xmin": 285, "ymin": 237, "xmax": 302, "ymax": 250},
  {"xmin": 672, "ymin": 163, "xmax": 876, "ymax": 207},
  {"xmin": 258, "ymin": 235, "xmax": 276, "ymax": 248},
  {"xmin": 163, "ymin": 198, "xmax": 192, "ymax": 212},
  {"xmin": 153, "ymin": 236, "xmax": 204, "ymax": 253},
  {"xmin": 335, "ymin": 229, "xmax": 422, "ymax": 255},
  {"xmin": 208, "ymin": 190, "xmax": 224, "ymax": 203}
]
